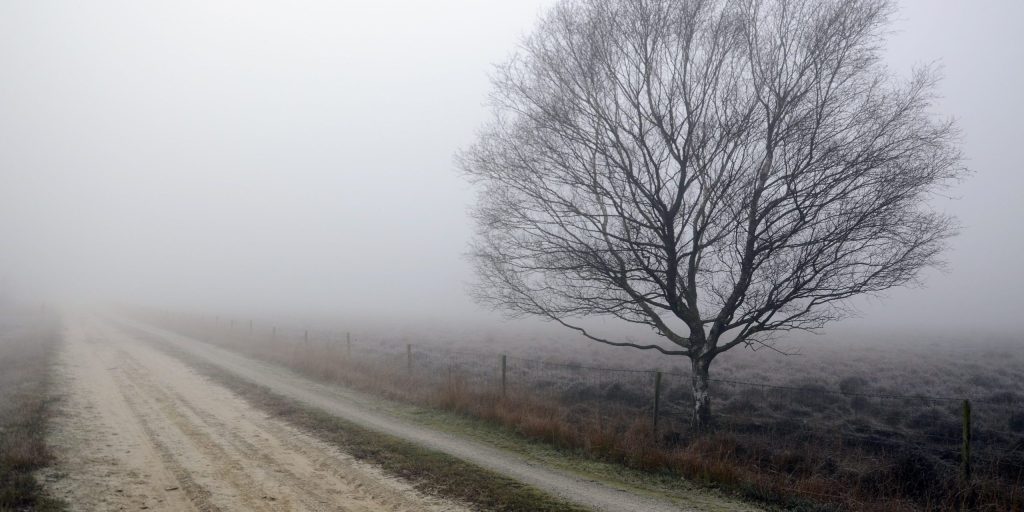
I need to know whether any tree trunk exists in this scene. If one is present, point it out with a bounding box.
[691,357,712,431]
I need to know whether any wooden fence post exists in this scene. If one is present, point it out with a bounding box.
[304,329,309,343]
[347,332,351,358]
[961,399,973,509]
[653,371,662,437]
[501,354,507,398]
[406,344,412,372]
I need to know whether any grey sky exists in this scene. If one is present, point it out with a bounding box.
[1,1,1021,335]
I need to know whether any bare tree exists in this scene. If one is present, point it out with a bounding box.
[460,0,964,430]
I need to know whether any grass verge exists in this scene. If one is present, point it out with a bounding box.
[152,314,1022,511]
[0,311,64,512]
[120,320,774,512]
[157,343,590,512]
[385,406,809,511]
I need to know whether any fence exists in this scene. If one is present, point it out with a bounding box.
[148,312,1024,509]
[425,345,1021,474]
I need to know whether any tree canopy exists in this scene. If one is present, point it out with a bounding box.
[461,0,964,427]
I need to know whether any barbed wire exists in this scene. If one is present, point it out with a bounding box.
[152,316,1024,483]
[305,331,1021,405]
[196,318,1023,405]
[162,314,1024,423]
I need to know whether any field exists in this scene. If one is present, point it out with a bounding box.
[2,306,1021,511]
[0,307,63,511]
[147,312,1024,512]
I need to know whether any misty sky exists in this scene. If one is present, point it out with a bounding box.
[1,1,1022,335]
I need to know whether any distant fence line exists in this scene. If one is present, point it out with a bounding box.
[194,312,1022,406]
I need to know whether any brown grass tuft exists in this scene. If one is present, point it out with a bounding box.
[0,309,64,511]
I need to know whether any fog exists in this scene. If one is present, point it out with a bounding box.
[1,0,1022,337]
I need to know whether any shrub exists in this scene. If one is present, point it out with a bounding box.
[1008,412,1024,433]
[888,450,942,500]
[985,390,1022,405]
[849,395,871,412]
[839,376,869,395]
[967,373,1001,390]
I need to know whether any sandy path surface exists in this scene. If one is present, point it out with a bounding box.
[116,317,762,512]
[41,316,468,512]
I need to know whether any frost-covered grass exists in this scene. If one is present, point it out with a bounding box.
[0,307,63,512]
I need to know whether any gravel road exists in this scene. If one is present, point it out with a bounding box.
[41,316,468,512]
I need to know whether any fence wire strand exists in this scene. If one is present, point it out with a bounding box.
[157,313,1024,499]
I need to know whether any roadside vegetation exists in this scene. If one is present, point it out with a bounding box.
[147,338,590,512]
[147,313,1024,512]
[0,307,63,512]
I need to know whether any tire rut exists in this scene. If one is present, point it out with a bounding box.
[44,316,469,512]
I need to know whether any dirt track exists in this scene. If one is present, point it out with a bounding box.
[110,317,761,512]
[41,317,467,512]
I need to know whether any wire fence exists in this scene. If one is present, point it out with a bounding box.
[150,312,1024,505]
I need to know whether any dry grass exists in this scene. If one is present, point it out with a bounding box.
[152,314,1024,512]
[143,339,591,512]
[0,308,63,512]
